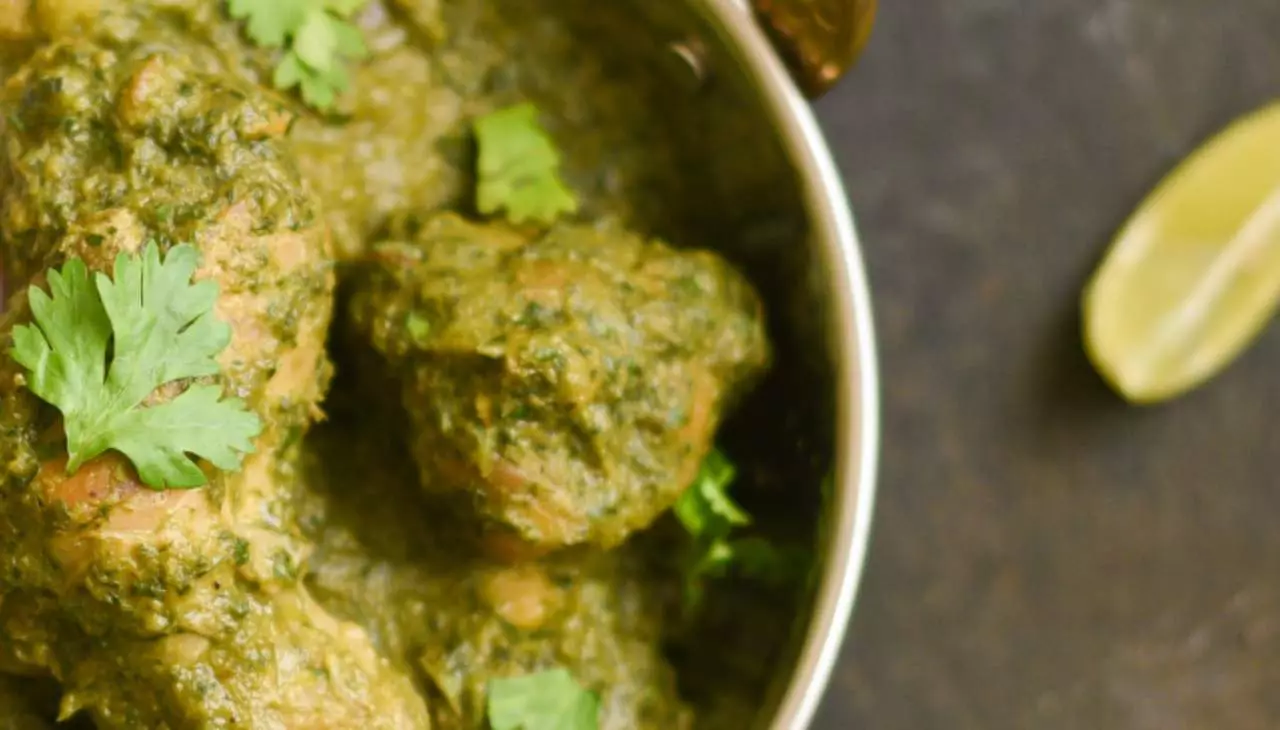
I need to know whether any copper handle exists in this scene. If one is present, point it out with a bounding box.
[753,0,878,97]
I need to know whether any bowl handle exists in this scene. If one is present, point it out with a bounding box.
[751,0,878,97]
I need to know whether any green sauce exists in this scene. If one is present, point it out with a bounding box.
[0,2,782,728]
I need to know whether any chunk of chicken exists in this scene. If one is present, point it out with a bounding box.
[0,25,429,729]
[1,27,329,435]
[2,441,431,728]
[297,416,693,730]
[347,213,771,551]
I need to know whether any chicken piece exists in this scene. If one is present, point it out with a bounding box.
[0,446,430,728]
[347,213,771,551]
[0,25,429,729]
[419,554,692,730]
[0,21,329,434]
[296,416,693,730]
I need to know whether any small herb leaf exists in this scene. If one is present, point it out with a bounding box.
[332,20,368,58]
[488,668,599,730]
[227,0,369,111]
[675,449,805,613]
[293,10,340,72]
[228,0,311,48]
[474,104,579,226]
[728,536,809,586]
[98,385,259,487]
[674,448,751,537]
[273,53,306,90]
[11,243,262,489]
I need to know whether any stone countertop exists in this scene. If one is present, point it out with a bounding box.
[810,1,1280,728]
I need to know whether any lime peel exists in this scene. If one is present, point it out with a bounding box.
[1083,102,1280,403]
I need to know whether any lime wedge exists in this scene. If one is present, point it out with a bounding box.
[1083,102,1280,404]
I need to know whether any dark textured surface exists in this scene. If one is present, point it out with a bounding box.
[810,1,1280,728]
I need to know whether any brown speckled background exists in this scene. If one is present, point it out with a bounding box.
[809,1,1280,728]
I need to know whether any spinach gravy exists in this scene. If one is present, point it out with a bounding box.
[0,1,798,728]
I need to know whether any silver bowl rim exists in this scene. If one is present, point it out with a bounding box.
[696,2,882,728]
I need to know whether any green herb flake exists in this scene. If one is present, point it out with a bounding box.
[405,312,431,343]
[675,449,805,612]
[232,537,251,567]
[488,668,599,730]
[727,536,809,586]
[271,550,298,581]
[673,448,750,537]
[473,103,579,226]
[228,0,369,111]
[10,243,262,489]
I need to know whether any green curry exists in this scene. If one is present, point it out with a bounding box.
[347,213,769,554]
[0,1,786,728]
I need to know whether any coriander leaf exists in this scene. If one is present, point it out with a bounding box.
[323,0,368,17]
[227,0,368,112]
[673,448,750,537]
[12,259,110,416]
[296,58,338,109]
[100,385,260,487]
[332,20,368,59]
[674,449,804,613]
[228,0,311,48]
[94,244,227,405]
[293,10,340,72]
[273,53,306,90]
[727,536,808,586]
[693,538,735,578]
[275,51,350,111]
[405,312,430,343]
[474,103,579,226]
[10,243,262,489]
[682,538,733,613]
[488,668,599,730]
[317,59,352,91]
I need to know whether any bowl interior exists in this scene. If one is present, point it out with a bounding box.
[479,1,863,726]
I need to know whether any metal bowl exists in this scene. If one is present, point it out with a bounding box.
[0,1,877,727]
[653,2,882,727]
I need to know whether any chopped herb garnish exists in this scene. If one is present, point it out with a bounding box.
[10,243,261,488]
[674,448,750,536]
[405,312,431,343]
[488,668,599,730]
[473,103,579,226]
[227,0,370,111]
[271,550,298,581]
[675,448,804,611]
[723,536,808,586]
[232,537,251,567]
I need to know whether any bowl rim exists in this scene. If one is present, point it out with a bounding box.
[696,1,882,727]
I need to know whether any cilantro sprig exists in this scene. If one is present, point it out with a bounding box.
[10,243,261,489]
[488,668,599,730]
[228,0,370,111]
[674,448,750,535]
[473,104,579,226]
[675,448,805,611]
